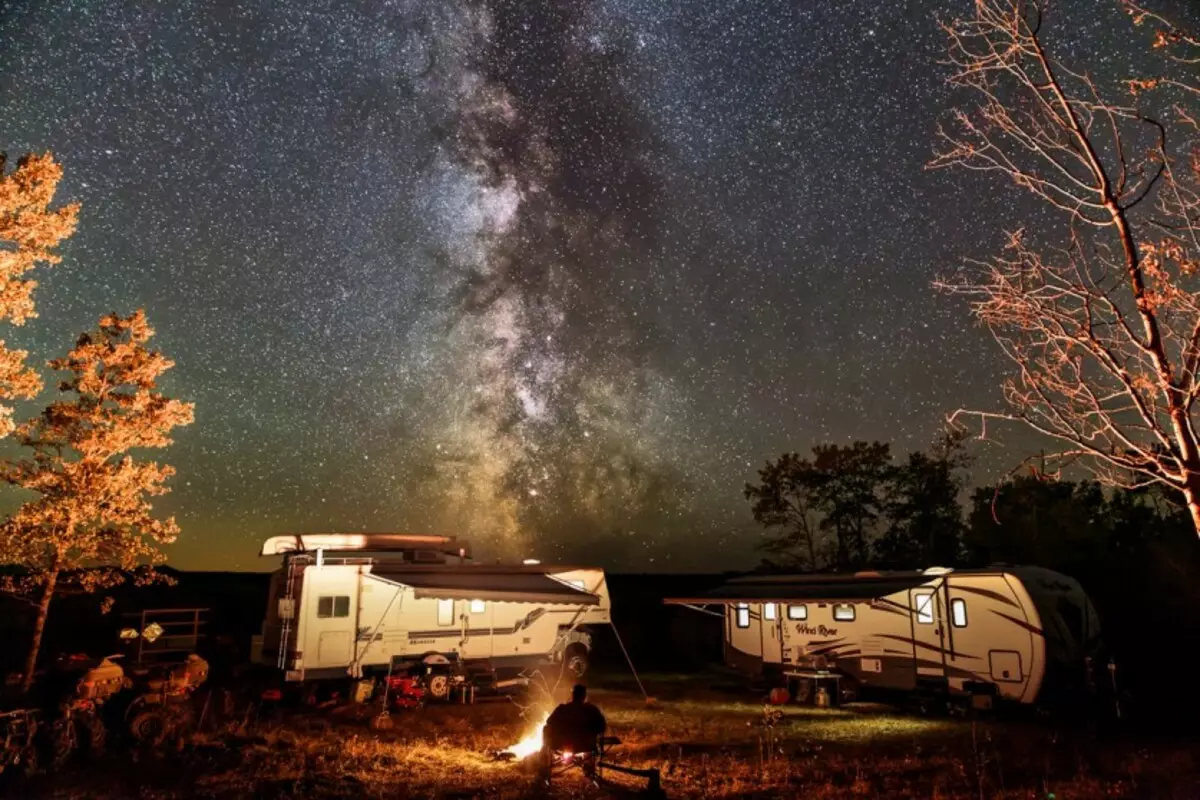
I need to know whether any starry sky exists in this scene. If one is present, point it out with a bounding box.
[1,0,1196,572]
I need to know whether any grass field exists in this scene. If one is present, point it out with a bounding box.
[19,670,1200,799]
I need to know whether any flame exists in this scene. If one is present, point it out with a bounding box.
[504,713,548,760]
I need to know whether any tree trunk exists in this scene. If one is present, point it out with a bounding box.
[1183,478,1200,540]
[22,567,58,693]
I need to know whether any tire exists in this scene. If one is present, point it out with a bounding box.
[425,674,450,701]
[563,646,589,680]
[129,710,168,746]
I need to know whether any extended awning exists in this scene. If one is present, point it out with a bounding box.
[664,572,937,605]
[371,569,599,606]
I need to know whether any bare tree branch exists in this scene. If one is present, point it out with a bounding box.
[933,0,1200,535]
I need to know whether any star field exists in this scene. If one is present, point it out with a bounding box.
[1,0,1195,570]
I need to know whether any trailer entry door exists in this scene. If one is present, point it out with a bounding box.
[760,603,782,664]
[909,588,947,680]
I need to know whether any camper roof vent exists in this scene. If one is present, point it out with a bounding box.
[923,566,954,575]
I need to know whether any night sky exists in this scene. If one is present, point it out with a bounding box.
[2,0,1195,571]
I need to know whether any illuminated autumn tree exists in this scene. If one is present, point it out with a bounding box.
[1,310,194,690]
[931,1,1200,535]
[0,152,79,437]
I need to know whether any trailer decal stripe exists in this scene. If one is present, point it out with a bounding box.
[867,601,909,617]
[955,585,1020,608]
[989,609,1042,635]
[807,643,850,656]
[877,633,981,660]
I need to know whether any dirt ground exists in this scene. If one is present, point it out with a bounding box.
[11,671,1199,799]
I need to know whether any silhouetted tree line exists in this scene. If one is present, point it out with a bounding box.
[746,435,1199,581]
[745,434,972,572]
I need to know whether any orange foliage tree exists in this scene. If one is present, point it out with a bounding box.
[1,311,194,690]
[931,1,1200,536]
[0,153,79,437]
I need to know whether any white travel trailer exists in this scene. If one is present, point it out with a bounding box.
[249,534,611,696]
[666,566,1103,707]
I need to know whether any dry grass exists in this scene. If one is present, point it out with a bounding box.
[22,672,1200,799]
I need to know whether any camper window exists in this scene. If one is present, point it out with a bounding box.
[951,598,968,627]
[914,593,935,624]
[735,603,750,628]
[763,603,777,621]
[787,604,807,620]
[470,599,486,614]
[317,596,350,619]
[833,604,855,621]
[437,598,454,626]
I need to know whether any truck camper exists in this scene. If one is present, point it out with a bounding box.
[250,534,611,698]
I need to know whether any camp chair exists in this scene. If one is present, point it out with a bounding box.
[541,735,621,784]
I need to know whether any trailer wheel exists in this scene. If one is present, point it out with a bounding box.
[563,645,589,679]
[425,674,450,701]
[129,710,168,747]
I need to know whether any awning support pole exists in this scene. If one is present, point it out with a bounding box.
[677,603,723,619]
[609,620,648,703]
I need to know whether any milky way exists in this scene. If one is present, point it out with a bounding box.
[1,0,1196,569]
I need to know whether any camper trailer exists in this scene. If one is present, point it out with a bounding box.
[249,534,611,696]
[666,566,1102,707]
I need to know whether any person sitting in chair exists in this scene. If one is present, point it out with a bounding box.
[543,683,607,760]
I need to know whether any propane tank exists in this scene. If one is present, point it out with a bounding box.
[815,685,830,708]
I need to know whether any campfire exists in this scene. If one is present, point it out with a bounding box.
[502,713,548,760]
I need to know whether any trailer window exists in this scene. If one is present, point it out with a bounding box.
[951,598,968,628]
[787,604,807,620]
[914,593,935,624]
[763,603,777,621]
[437,598,454,626]
[735,603,750,628]
[469,599,486,614]
[317,595,350,619]
[833,604,855,621]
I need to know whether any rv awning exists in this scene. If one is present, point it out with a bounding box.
[372,569,599,606]
[664,573,936,605]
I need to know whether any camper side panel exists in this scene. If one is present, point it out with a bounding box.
[779,597,922,694]
[725,603,765,674]
[774,576,1043,703]
[353,575,412,670]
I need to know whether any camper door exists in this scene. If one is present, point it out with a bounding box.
[909,586,947,679]
[461,598,495,659]
[760,603,783,664]
[304,570,358,671]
